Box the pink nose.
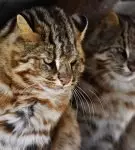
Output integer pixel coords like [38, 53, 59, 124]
[58, 73, 72, 86]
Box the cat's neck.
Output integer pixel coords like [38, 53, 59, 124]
[0, 81, 70, 122]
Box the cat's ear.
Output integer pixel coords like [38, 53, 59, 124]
[101, 11, 119, 27]
[90, 12, 120, 43]
[98, 11, 120, 41]
[17, 15, 32, 33]
[84, 12, 121, 50]
[16, 14, 40, 42]
[72, 14, 88, 41]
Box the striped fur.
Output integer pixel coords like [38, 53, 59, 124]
[0, 7, 87, 149]
[73, 12, 135, 150]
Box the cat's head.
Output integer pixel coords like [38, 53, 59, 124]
[0, 7, 88, 99]
[84, 12, 135, 92]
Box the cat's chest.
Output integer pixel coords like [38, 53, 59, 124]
[93, 92, 135, 119]
[101, 92, 135, 107]
[0, 85, 71, 148]
[0, 102, 63, 149]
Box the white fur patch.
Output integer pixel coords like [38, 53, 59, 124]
[0, 101, 63, 149]
[55, 59, 60, 70]
[0, 131, 50, 149]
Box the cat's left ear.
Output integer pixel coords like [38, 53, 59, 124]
[16, 14, 40, 42]
[72, 14, 88, 41]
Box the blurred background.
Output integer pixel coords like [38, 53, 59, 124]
[0, 0, 120, 27]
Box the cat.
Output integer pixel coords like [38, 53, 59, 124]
[114, 2, 135, 150]
[0, 6, 88, 149]
[72, 11, 135, 150]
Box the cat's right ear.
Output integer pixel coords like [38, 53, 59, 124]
[16, 14, 40, 42]
[86, 11, 121, 46]
[72, 14, 88, 41]
[97, 12, 121, 41]
[101, 11, 119, 28]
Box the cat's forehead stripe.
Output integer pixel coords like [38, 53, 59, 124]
[55, 59, 60, 70]
[29, 7, 75, 55]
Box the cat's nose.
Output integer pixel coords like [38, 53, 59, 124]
[58, 73, 72, 86]
[128, 61, 135, 72]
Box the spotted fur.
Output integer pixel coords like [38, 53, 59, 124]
[0, 6, 87, 149]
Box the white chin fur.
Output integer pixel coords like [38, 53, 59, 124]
[111, 72, 135, 82]
[109, 72, 135, 92]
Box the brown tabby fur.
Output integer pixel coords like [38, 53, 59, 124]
[0, 6, 87, 149]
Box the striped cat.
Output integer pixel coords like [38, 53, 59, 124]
[73, 12, 135, 150]
[0, 6, 88, 149]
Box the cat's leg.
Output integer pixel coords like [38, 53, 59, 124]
[51, 106, 81, 150]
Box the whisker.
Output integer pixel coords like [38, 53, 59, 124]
[72, 89, 78, 117]
[74, 89, 91, 130]
[75, 88, 92, 119]
[73, 89, 86, 118]
[89, 86, 107, 114]
[76, 86, 95, 118]
[88, 89, 106, 115]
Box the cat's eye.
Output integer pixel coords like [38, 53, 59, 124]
[110, 48, 128, 60]
[71, 59, 77, 66]
[46, 64, 52, 71]
[43, 59, 55, 70]
[118, 49, 127, 60]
